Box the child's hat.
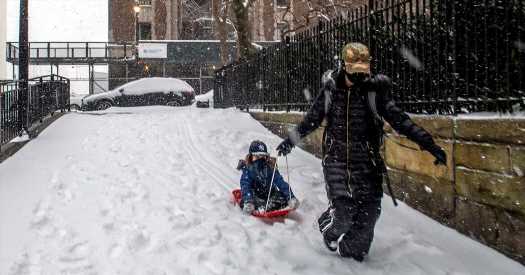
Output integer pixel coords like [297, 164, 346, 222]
[249, 140, 269, 156]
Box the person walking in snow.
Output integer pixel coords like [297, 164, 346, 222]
[276, 42, 447, 261]
[237, 140, 300, 214]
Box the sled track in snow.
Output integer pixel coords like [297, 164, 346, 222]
[178, 115, 234, 192]
[2, 107, 525, 275]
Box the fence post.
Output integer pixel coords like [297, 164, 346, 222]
[18, 0, 29, 136]
[368, 0, 375, 73]
[318, 21, 323, 75]
[285, 36, 291, 112]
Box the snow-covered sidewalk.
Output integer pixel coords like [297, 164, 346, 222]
[0, 106, 523, 275]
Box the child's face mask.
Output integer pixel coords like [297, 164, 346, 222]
[251, 155, 267, 162]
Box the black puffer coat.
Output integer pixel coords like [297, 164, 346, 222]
[294, 69, 437, 202]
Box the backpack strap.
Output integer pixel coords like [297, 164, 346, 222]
[366, 91, 398, 207]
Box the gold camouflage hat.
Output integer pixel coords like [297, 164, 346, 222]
[341, 42, 371, 74]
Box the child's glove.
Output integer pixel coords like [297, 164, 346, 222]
[243, 202, 255, 215]
[287, 197, 300, 210]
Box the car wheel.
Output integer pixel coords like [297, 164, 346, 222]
[96, 100, 112, 110]
[69, 104, 81, 111]
[166, 101, 181, 107]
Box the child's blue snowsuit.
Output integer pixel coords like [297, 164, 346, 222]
[239, 158, 295, 211]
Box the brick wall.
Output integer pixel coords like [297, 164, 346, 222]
[110, 0, 136, 41]
[250, 111, 525, 264]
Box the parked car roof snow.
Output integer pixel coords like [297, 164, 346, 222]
[82, 77, 196, 110]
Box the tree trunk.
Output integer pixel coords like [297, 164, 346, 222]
[154, 0, 167, 39]
[232, 0, 254, 60]
[213, 0, 229, 65]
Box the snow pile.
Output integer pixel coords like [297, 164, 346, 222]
[0, 106, 523, 274]
[195, 89, 214, 102]
[9, 132, 30, 143]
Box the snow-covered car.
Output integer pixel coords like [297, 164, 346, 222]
[69, 93, 86, 110]
[81, 77, 195, 111]
[196, 100, 210, 108]
[194, 89, 214, 109]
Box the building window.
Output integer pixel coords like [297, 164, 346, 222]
[137, 0, 152, 7]
[276, 0, 289, 8]
[139, 23, 151, 40]
[139, 23, 152, 40]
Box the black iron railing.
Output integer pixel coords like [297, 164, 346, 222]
[0, 75, 70, 149]
[137, 0, 152, 6]
[214, 0, 525, 114]
[7, 42, 136, 64]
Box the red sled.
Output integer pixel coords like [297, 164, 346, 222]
[231, 189, 293, 218]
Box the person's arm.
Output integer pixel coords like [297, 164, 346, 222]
[240, 168, 254, 203]
[374, 75, 446, 165]
[294, 89, 328, 140]
[277, 72, 333, 155]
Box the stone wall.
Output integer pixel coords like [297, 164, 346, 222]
[250, 111, 525, 264]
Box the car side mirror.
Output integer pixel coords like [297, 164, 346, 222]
[118, 89, 124, 94]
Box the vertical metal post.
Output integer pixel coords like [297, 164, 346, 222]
[125, 62, 129, 83]
[162, 61, 166, 77]
[18, 0, 29, 133]
[199, 66, 203, 94]
[89, 63, 94, 95]
[368, 0, 376, 73]
[285, 36, 291, 112]
[135, 12, 140, 44]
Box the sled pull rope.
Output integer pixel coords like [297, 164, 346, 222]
[265, 154, 279, 212]
[286, 155, 291, 201]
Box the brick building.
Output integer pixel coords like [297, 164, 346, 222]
[109, 0, 366, 42]
[107, 0, 365, 93]
[109, 0, 217, 41]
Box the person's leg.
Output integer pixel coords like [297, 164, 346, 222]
[259, 190, 289, 211]
[336, 198, 381, 261]
[318, 161, 356, 250]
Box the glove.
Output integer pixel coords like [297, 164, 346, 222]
[287, 197, 300, 210]
[427, 144, 447, 166]
[242, 202, 255, 215]
[277, 138, 294, 156]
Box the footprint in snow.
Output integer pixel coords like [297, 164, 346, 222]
[8, 252, 42, 275]
[109, 244, 124, 258]
[30, 200, 57, 238]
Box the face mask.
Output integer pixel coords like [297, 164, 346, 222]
[345, 72, 369, 84]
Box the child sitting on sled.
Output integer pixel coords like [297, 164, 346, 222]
[236, 140, 300, 215]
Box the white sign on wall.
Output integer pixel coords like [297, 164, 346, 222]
[138, 43, 167, 59]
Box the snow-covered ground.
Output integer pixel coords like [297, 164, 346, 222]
[0, 106, 523, 275]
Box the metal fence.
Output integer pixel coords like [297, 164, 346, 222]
[214, 0, 525, 114]
[1, 75, 70, 149]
